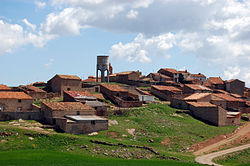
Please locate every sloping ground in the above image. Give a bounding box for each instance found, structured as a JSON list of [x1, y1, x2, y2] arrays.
[[193, 122, 250, 156], [195, 144, 250, 166]]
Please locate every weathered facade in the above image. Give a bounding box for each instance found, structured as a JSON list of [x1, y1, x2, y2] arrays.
[[189, 73, 206, 82], [100, 84, 142, 107], [19, 85, 47, 100], [205, 77, 225, 90], [151, 85, 182, 101], [158, 68, 179, 82], [0, 92, 41, 121], [116, 71, 141, 84], [46, 74, 82, 95], [225, 79, 245, 96]]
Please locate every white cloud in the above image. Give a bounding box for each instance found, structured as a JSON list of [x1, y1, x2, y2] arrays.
[[35, 1, 46, 9], [22, 19, 36, 31], [126, 10, 138, 19], [44, 58, 54, 68], [0, 20, 56, 55]]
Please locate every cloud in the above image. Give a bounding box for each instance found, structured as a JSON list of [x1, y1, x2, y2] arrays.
[[35, 1, 46, 9], [22, 19, 36, 31], [126, 10, 138, 19], [44, 58, 54, 68], [0, 20, 56, 55]]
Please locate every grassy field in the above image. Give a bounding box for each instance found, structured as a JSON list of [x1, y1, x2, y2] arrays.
[[0, 103, 239, 165], [213, 148, 250, 166], [0, 150, 202, 166]]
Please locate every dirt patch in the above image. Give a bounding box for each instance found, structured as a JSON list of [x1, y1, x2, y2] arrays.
[[161, 138, 171, 146], [106, 131, 119, 138], [193, 122, 250, 156]]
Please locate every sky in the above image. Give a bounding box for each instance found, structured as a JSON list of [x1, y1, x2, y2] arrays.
[[0, 0, 250, 87]]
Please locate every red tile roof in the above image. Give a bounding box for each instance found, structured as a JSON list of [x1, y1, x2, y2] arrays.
[[159, 68, 178, 74], [101, 84, 128, 92], [151, 85, 182, 92], [213, 93, 245, 102], [206, 77, 224, 85], [184, 93, 211, 100], [56, 74, 81, 80], [92, 93, 105, 99], [42, 102, 94, 111], [117, 71, 138, 75], [0, 84, 11, 91], [0, 92, 32, 100], [184, 84, 212, 91], [187, 102, 217, 107], [190, 73, 206, 78], [23, 85, 46, 93], [64, 90, 93, 98]]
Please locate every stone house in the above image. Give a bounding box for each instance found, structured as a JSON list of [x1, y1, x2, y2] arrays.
[[56, 115, 108, 134], [100, 84, 142, 107], [212, 93, 245, 111], [41, 102, 96, 124], [189, 73, 206, 82], [63, 90, 107, 116], [116, 71, 141, 84], [0, 92, 41, 121], [178, 70, 191, 81], [244, 88, 250, 98], [158, 68, 179, 82], [225, 79, 245, 96], [46, 74, 82, 95], [183, 84, 212, 94], [147, 73, 172, 82], [18, 85, 47, 100], [204, 77, 225, 90], [151, 85, 182, 101], [187, 102, 241, 126]]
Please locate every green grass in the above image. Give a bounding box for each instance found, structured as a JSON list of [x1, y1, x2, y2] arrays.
[[213, 148, 250, 166], [0, 150, 201, 166], [0, 103, 239, 165]]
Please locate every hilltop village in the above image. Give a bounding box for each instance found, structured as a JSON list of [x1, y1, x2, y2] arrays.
[[0, 56, 249, 135]]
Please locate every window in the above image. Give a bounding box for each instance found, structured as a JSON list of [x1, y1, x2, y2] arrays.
[[18, 99, 22, 103], [91, 120, 96, 125], [0, 106, 4, 112], [77, 111, 80, 115], [67, 88, 71, 91], [17, 107, 22, 111]]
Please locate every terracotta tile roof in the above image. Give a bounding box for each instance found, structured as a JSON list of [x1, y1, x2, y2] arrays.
[[206, 77, 224, 85], [187, 102, 216, 107], [230, 93, 242, 98], [225, 79, 244, 83], [101, 84, 128, 92], [190, 73, 206, 78], [64, 90, 93, 98], [24, 85, 46, 93], [0, 92, 32, 100], [211, 94, 225, 101], [117, 71, 137, 75], [151, 85, 182, 92], [184, 93, 211, 100], [159, 68, 178, 74], [178, 70, 190, 74], [0, 84, 11, 91], [184, 84, 212, 91], [246, 101, 250, 107], [56, 74, 81, 80], [215, 89, 229, 94], [82, 78, 97, 82], [42, 102, 94, 111], [213, 93, 245, 102], [92, 93, 105, 99]]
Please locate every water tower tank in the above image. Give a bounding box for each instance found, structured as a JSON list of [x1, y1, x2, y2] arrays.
[[96, 55, 109, 82]]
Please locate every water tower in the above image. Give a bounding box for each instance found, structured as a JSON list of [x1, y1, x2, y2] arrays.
[[96, 55, 109, 82]]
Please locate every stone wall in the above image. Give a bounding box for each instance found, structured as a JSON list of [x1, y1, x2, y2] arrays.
[[0, 111, 42, 121], [0, 98, 33, 112]]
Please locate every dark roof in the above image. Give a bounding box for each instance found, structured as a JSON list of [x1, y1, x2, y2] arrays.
[[0, 92, 32, 100]]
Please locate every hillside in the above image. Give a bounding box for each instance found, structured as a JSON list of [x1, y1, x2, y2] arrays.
[[0, 103, 239, 165]]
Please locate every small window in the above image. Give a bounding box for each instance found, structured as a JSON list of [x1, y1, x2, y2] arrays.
[[17, 107, 22, 111], [91, 120, 96, 125], [0, 106, 4, 112], [67, 88, 71, 91], [77, 111, 80, 115], [18, 99, 22, 103]]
